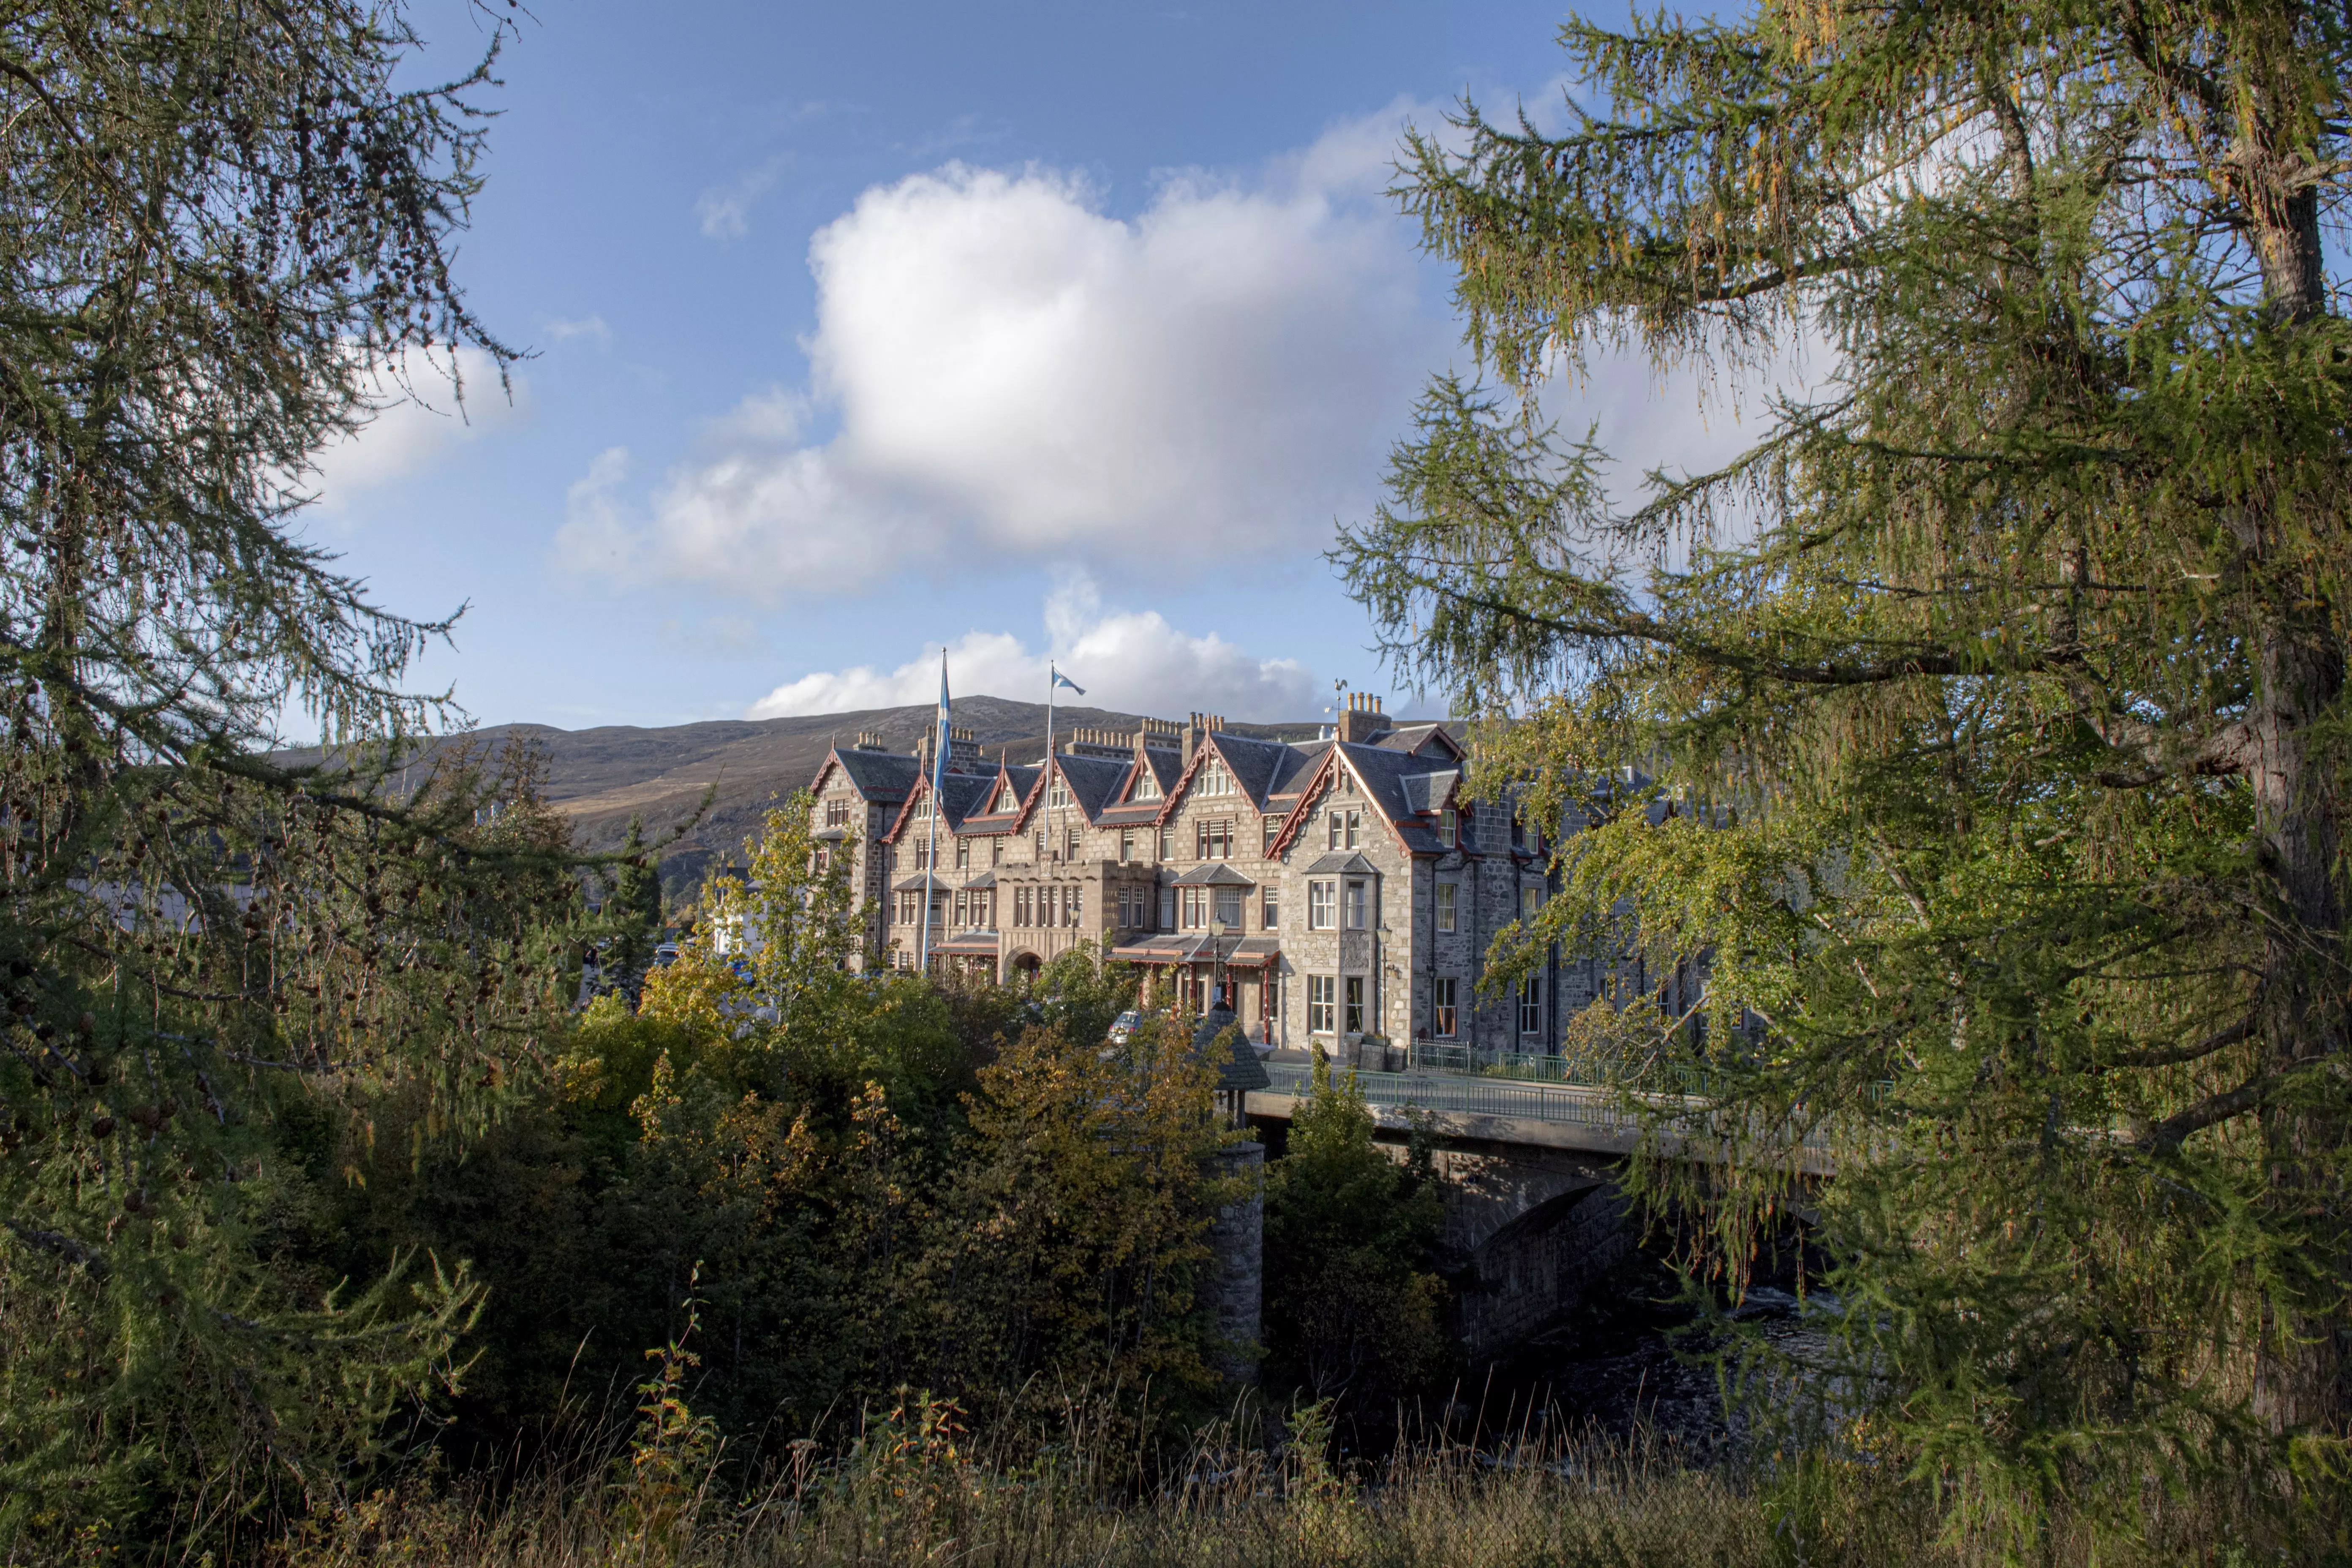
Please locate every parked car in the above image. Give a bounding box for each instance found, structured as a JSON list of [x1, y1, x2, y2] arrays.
[[1107, 1009, 1141, 1045]]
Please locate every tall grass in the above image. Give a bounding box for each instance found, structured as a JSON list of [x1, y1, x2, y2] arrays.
[[266, 1393, 2285, 1568]]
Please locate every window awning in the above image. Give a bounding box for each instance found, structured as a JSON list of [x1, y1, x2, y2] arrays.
[[1170, 863, 1256, 886], [892, 873, 953, 893], [1303, 852, 1379, 875], [1108, 934, 1282, 967], [933, 931, 1001, 956]]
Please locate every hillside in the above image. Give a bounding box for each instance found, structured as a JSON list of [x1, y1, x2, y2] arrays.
[[463, 697, 1324, 897]]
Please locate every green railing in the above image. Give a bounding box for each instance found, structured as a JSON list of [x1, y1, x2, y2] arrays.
[[1406, 1043, 1717, 1098], [1261, 1062, 1838, 1154], [1261, 1062, 1642, 1135]]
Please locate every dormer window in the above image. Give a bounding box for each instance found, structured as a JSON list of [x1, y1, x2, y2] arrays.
[[1199, 758, 1233, 796], [995, 785, 1017, 812], [1437, 810, 1456, 849], [1133, 770, 1162, 802], [915, 796, 933, 821], [1048, 777, 1072, 809]]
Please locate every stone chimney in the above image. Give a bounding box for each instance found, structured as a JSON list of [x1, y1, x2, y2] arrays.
[[1181, 711, 1228, 758], [1133, 716, 1181, 765], [1337, 692, 1390, 745], [852, 730, 885, 751], [947, 724, 982, 773], [1065, 726, 1131, 761]]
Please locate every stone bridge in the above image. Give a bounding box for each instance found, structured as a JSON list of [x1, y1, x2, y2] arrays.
[[1244, 1062, 1820, 1358]]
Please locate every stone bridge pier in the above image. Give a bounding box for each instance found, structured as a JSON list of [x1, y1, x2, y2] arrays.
[[1410, 1139, 1634, 1359], [1247, 1070, 1661, 1361]]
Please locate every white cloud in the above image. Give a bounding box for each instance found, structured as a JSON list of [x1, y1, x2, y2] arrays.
[[309, 346, 521, 509], [544, 313, 612, 350], [746, 571, 1315, 721], [577, 106, 1449, 599], [696, 157, 787, 239]]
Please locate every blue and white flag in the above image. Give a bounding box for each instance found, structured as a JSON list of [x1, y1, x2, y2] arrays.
[[932, 654, 952, 788], [1051, 667, 1086, 697]]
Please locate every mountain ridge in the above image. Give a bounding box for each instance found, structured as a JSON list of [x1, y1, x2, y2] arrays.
[[466, 697, 1328, 895]]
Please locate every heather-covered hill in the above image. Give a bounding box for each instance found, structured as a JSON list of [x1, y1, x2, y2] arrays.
[[454, 697, 1321, 899]]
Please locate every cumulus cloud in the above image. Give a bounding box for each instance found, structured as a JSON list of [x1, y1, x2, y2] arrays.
[[746, 572, 1314, 721], [573, 106, 1448, 599], [309, 346, 521, 509]]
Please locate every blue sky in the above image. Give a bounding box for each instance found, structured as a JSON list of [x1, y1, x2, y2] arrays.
[[310, 0, 1740, 734]]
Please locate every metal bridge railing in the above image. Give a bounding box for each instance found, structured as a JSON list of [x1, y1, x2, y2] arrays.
[[1261, 1061, 1642, 1135], [1406, 1042, 1717, 1098], [1260, 1062, 1838, 1155]]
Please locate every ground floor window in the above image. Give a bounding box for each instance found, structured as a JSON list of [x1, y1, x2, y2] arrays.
[[1434, 976, 1458, 1038], [1307, 974, 1335, 1034], [1345, 975, 1365, 1035], [1519, 974, 1544, 1037]]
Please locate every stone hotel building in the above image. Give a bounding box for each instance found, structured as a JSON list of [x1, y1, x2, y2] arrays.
[[808, 696, 1652, 1055]]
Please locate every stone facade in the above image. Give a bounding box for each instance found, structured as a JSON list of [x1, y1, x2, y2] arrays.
[[808, 698, 1647, 1056]]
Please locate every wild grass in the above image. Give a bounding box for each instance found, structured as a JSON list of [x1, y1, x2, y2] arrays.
[[264, 1395, 2289, 1568]]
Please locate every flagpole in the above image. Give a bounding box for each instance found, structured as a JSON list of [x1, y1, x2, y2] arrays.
[[1045, 661, 1057, 862], [918, 650, 948, 977]]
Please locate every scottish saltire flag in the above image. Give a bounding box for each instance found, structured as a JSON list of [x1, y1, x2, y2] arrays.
[[1051, 667, 1085, 697], [933, 654, 952, 789]]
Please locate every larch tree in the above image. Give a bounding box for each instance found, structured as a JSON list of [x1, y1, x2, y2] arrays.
[[1339, 0, 2351, 1537], [0, 1, 585, 1551]]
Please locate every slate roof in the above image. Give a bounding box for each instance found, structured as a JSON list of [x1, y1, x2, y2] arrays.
[[1261, 738, 1331, 803], [1170, 863, 1256, 886], [1203, 732, 1292, 808], [1400, 769, 1461, 815], [1372, 722, 1464, 760], [1303, 851, 1380, 875], [1331, 741, 1457, 857], [821, 747, 922, 803], [880, 768, 999, 843], [1053, 754, 1132, 821], [1136, 745, 1185, 798], [953, 764, 1041, 835]]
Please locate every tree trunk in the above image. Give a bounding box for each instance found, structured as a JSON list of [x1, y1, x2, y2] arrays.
[[2247, 617, 2352, 1437], [2242, 159, 2350, 1435]]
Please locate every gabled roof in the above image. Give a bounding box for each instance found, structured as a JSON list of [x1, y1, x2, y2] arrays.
[[1261, 738, 1331, 803], [999, 752, 1133, 832], [953, 763, 1042, 835], [1054, 754, 1131, 821], [879, 768, 998, 844], [813, 746, 922, 803], [1126, 745, 1185, 802], [1202, 732, 1291, 808], [1400, 769, 1461, 815], [1372, 722, 1464, 761], [1264, 740, 1460, 860]]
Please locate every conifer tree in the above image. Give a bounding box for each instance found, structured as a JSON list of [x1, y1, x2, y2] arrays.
[[0, 1, 572, 1549], [1340, 0, 2352, 1533]]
